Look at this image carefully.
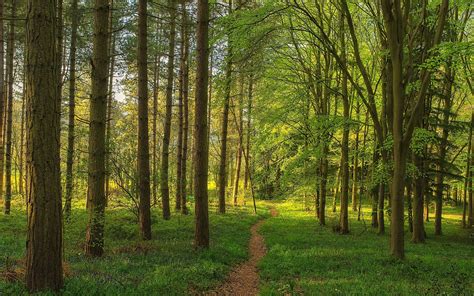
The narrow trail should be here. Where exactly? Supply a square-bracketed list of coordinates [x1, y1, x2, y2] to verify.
[206, 207, 279, 296]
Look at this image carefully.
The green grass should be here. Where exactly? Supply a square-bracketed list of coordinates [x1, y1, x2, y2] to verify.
[0, 198, 267, 295]
[1, 195, 472, 295]
[258, 199, 474, 296]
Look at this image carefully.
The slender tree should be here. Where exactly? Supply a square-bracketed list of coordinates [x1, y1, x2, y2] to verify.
[4, 0, 15, 214]
[160, 0, 177, 220]
[218, 0, 233, 213]
[180, 0, 190, 215]
[137, 0, 151, 240]
[194, 0, 210, 248]
[0, 0, 4, 202]
[85, 0, 110, 257]
[64, 0, 80, 219]
[339, 5, 349, 234]
[25, 0, 63, 290]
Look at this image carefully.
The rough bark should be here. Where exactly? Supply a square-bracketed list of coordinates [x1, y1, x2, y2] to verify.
[160, 0, 177, 220]
[64, 0, 80, 219]
[85, 0, 110, 257]
[194, 0, 210, 248]
[4, 0, 15, 214]
[339, 7, 349, 234]
[218, 0, 233, 214]
[138, 0, 151, 240]
[0, 1, 4, 202]
[104, 0, 115, 206]
[180, 3, 189, 215]
[232, 77, 244, 206]
[25, 0, 63, 290]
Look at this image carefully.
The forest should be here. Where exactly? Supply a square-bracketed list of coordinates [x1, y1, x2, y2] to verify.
[0, 0, 473, 295]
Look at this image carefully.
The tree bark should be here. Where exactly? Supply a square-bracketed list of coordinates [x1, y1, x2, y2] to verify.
[25, 0, 63, 290]
[105, 0, 115, 207]
[232, 77, 244, 205]
[180, 0, 189, 215]
[463, 113, 473, 227]
[0, 1, 4, 203]
[218, 0, 233, 214]
[339, 7, 349, 234]
[85, 0, 110, 257]
[138, 0, 151, 240]
[160, 0, 177, 220]
[64, 0, 80, 219]
[194, 0, 210, 248]
[4, 0, 15, 214]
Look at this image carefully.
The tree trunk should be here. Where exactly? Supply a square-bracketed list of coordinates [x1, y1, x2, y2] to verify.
[0, 1, 4, 203]
[85, 0, 110, 257]
[412, 153, 426, 242]
[160, 0, 177, 220]
[25, 0, 63, 290]
[180, 0, 189, 215]
[4, 0, 15, 214]
[137, 0, 151, 240]
[64, 0, 80, 219]
[463, 112, 473, 227]
[218, 0, 233, 214]
[194, 0, 210, 248]
[232, 77, 244, 206]
[152, 21, 162, 206]
[244, 74, 253, 191]
[339, 8, 349, 234]
[105, 0, 115, 207]
[351, 103, 360, 212]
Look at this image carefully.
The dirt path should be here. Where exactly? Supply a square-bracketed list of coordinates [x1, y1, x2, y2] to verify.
[206, 208, 278, 296]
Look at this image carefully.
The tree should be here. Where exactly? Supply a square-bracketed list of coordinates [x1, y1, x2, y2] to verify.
[180, 0, 190, 215]
[161, 0, 177, 220]
[194, 0, 210, 248]
[0, 1, 4, 205]
[138, 0, 151, 240]
[381, 0, 449, 259]
[64, 0, 80, 219]
[25, 0, 63, 291]
[217, 0, 233, 213]
[85, 0, 110, 257]
[4, 0, 15, 215]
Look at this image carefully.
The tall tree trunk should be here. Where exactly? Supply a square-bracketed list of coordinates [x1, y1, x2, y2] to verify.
[218, 0, 233, 214]
[339, 7, 349, 234]
[463, 113, 473, 227]
[180, 1, 189, 214]
[25, 0, 63, 290]
[137, 0, 151, 240]
[152, 21, 162, 206]
[105, 0, 115, 207]
[232, 77, 244, 205]
[64, 0, 80, 219]
[4, 0, 15, 215]
[85, 0, 110, 257]
[468, 113, 473, 228]
[351, 102, 360, 212]
[176, 1, 187, 211]
[194, 0, 210, 248]
[160, 0, 177, 220]
[244, 74, 253, 190]
[382, 0, 406, 259]
[0, 1, 4, 203]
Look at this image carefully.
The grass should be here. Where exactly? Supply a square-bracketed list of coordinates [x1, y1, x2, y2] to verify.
[1, 195, 472, 295]
[0, 197, 267, 295]
[258, 198, 474, 296]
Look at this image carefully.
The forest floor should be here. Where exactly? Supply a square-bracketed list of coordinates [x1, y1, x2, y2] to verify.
[0, 197, 473, 295]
